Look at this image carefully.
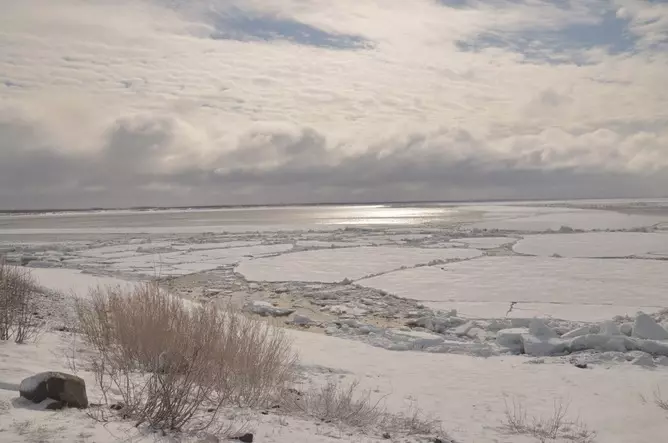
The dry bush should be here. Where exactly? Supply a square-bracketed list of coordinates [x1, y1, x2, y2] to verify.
[503, 398, 597, 443]
[653, 387, 668, 412]
[0, 260, 41, 343]
[281, 379, 445, 439]
[75, 282, 296, 432]
[282, 380, 387, 429]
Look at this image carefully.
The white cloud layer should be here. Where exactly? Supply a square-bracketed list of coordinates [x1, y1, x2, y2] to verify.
[0, 0, 666, 208]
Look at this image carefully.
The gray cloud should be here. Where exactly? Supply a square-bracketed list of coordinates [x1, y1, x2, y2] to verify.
[1, 112, 666, 209]
[1, 0, 667, 209]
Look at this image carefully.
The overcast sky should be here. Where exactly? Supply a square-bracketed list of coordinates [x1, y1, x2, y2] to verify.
[1, 0, 667, 209]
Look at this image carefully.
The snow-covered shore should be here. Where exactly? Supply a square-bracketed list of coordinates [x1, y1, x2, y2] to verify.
[2, 201, 668, 442]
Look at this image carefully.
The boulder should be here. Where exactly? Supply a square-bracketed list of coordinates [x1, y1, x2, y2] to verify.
[522, 335, 566, 357]
[633, 313, 668, 340]
[561, 326, 592, 339]
[528, 318, 558, 339]
[496, 328, 528, 353]
[19, 372, 88, 408]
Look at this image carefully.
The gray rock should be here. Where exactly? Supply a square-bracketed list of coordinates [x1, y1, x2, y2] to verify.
[633, 313, 668, 340]
[45, 400, 65, 410]
[20, 372, 88, 409]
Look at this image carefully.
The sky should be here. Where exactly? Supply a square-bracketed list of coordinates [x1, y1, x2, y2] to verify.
[0, 0, 667, 209]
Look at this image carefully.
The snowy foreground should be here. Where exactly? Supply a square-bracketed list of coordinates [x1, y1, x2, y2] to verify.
[2, 201, 668, 442]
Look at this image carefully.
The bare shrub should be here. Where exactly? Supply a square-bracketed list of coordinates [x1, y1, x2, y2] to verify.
[0, 260, 41, 343]
[653, 387, 668, 412]
[75, 282, 296, 432]
[502, 398, 597, 443]
[281, 379, 446, 439]
[282, 380, 386, 428]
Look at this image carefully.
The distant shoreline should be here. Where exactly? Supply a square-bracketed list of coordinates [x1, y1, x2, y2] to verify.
[1, 196, 667, 215]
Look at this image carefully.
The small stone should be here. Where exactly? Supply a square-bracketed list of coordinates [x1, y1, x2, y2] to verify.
[235, 433, 254, 442]
[382, 432, 391, 439]
[109, 402, 125, 411]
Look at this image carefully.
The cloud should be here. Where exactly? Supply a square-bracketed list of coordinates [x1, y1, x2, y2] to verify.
[0, 0, 667, 208]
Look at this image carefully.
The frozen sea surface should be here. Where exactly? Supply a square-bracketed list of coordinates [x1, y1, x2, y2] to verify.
[360, 256, 668, 321]
[237, 246, 482, 283]
[514, 232, 668, 257]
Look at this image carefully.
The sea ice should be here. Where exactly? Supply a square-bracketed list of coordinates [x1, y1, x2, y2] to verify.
[514, 232, 668, 257]
[237, 246, 481, 283]
[360, 257, 668, 321]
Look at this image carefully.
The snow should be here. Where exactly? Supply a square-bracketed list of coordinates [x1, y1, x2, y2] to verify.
[17, 373, 48, 394]
[360, 256, 668, 321]
[454, 236, 516, 249]
[288, 329, 668, 443]
[29, 268, 137, 298]
[2, 201, 668, 442]
[514, 232, 668, 257]
[3, 328, 667, 443]
[237, 246, 482, 283]
[89, 243, 294, 277]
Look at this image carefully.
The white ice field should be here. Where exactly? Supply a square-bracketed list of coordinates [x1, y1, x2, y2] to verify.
[2, 201, 668, 442]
